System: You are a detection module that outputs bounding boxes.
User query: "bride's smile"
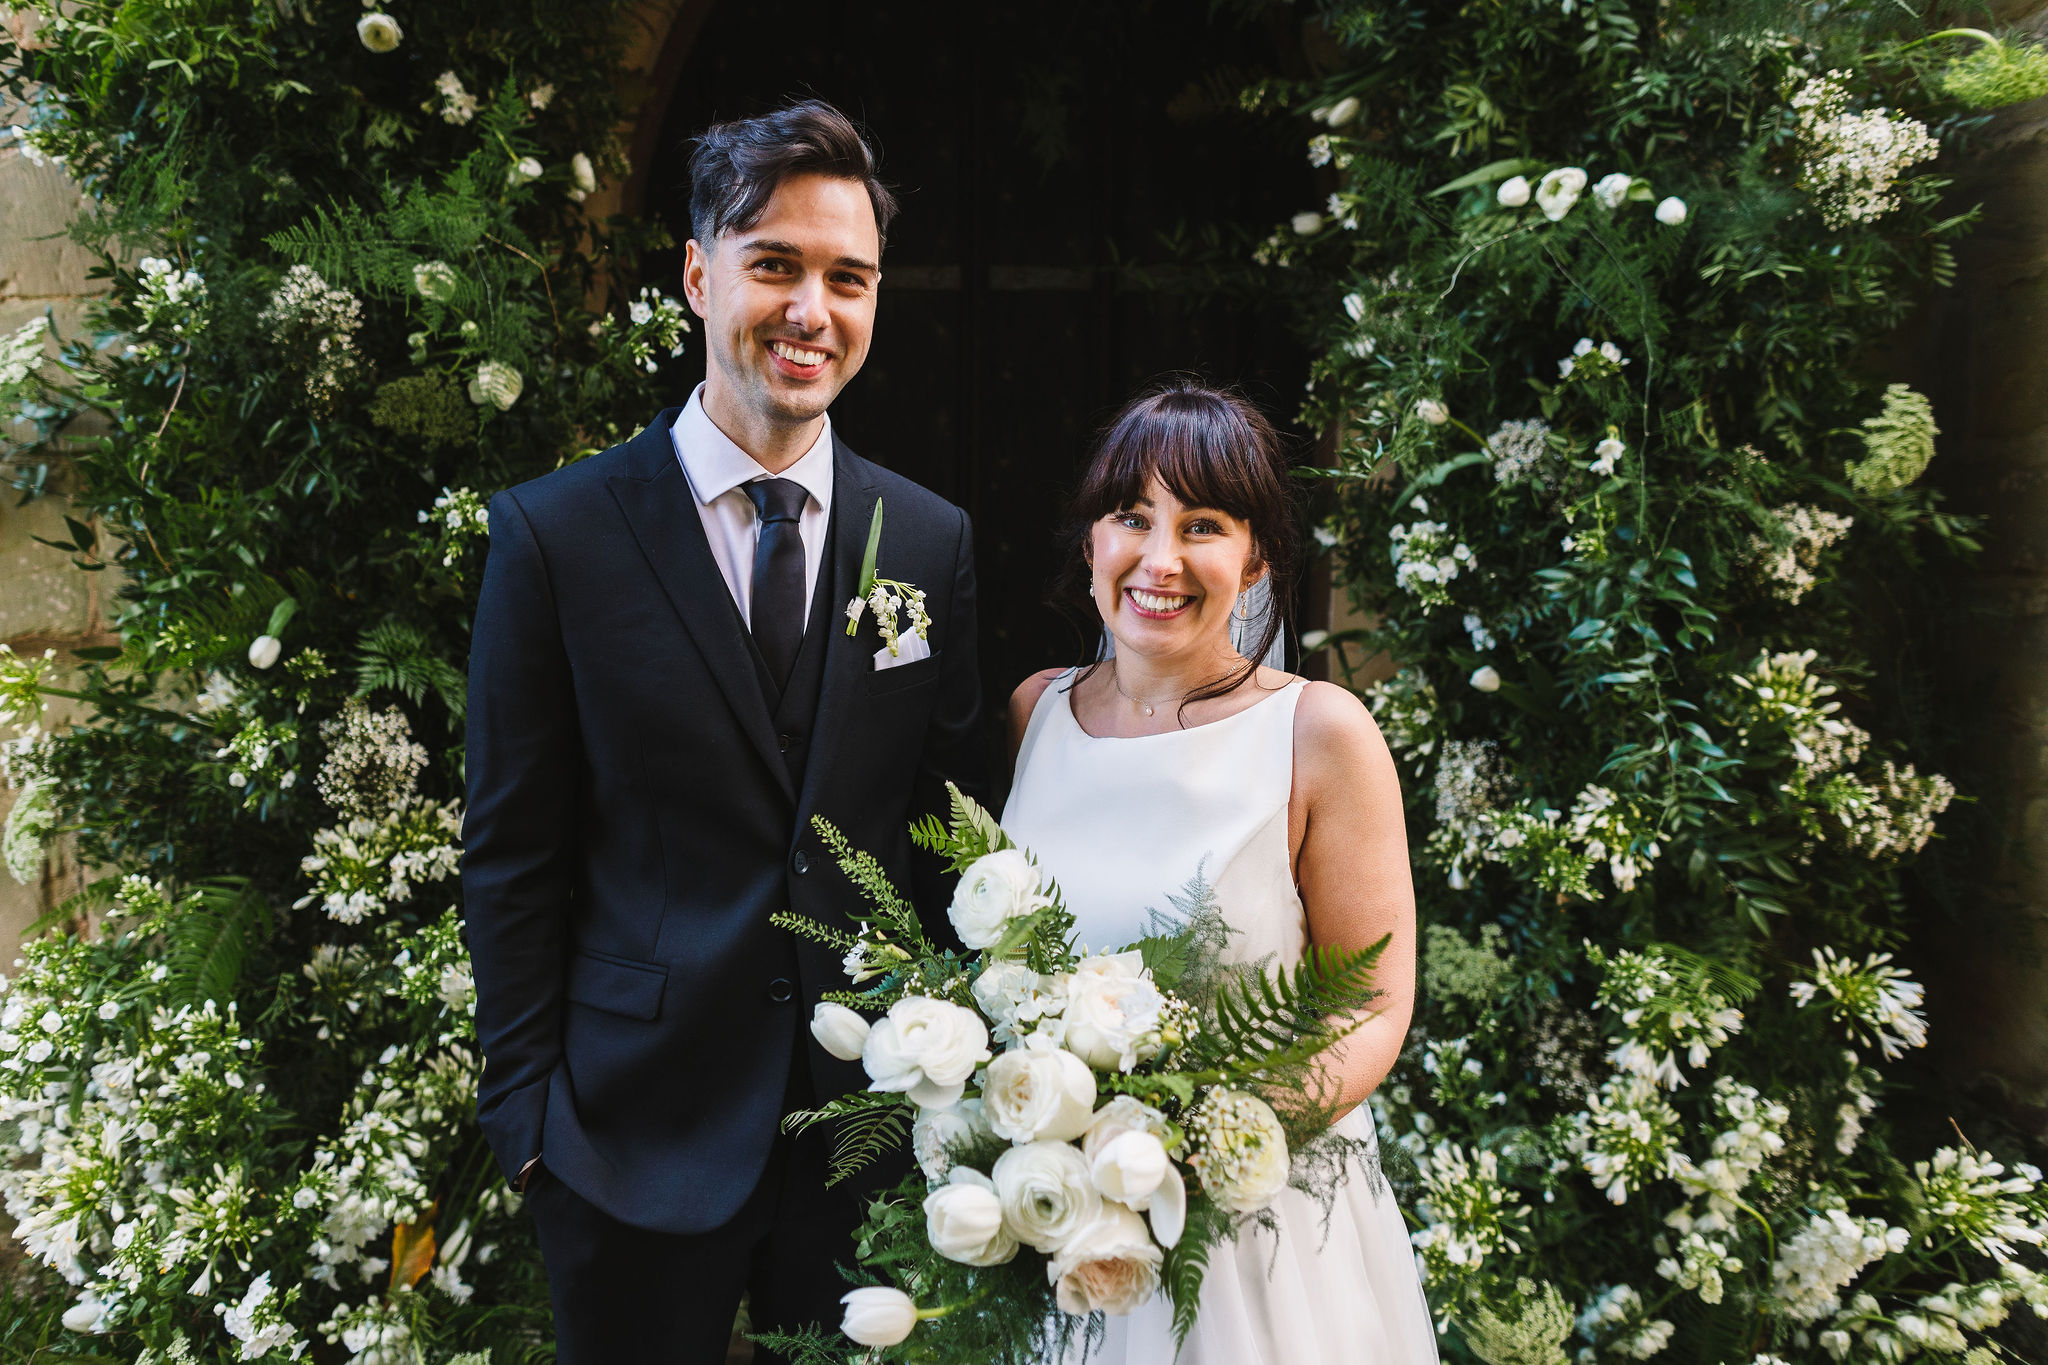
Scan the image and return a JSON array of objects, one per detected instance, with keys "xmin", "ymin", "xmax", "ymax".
[{"xmin": 1093, "ymin": 476, "xmax": 1263, "ymax": 653}]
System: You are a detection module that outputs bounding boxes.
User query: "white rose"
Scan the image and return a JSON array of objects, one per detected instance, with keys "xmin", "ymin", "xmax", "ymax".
[
  {"xmin": 1046, "ymin": 1203, "xmax": 1163, "ymax": 1317},
  {"xmin": 923, "ymin": 1167, "xmax": 1018, "ymax": 1266},
  {"xmin": 992, "ymin": 1140, "xmax": 1101, "ymax": 1252},
  {"xmin": 862, "ymin": 996, "xmax": 990, "ymax": 1110},
  {"xmin": 1090, "ymin": 1129, "xmax": 1169, "ymax": 1206},
  {"xmin": 948, "ymin": 848, "xmax": 1049, "ymax": 950},
  {"xmin": 983, "ymin": 1035, "xmax": 1097, "ymax": 1143},
  {"xmin": 1535, "ymin": 166, "xmax": 1588, "ymax": 221},
  {"xmin": 1593, "ymin": 172, "xmax": 1633, "ymax": 210},
  {"xmin": 1469, "ymin": 665, "xmax": 1502, "ymax": 693},
  {"xmin": 1061, "ymin": 951, "xmax": 1165, "ymax": 1072},
  {"xmin": 247, "ymin": 635, "xmax": 282, "ymax": 670},
  {"xmin": 1655, "ymin": 196, "xmax": 1688, "ymax": 226},
  {"xmin": 839, "ymin": 1286, "xmax": 918, "ymax": 1347},
  {"xmin": 355, "ymin": 12, "xmax": 403, "ymax": 52},
  {"xmin": 1290, "ymin": 211, "xmax": 1324, "ymax": 236},
  {"xmin": 1415, "ymin": 398, "xmax": 1450, "ymax": 426},
  {"xmin": 972, "ymin": 961, "xmax": 1065, "ymax": 1042},
  {"xmin": 1496, "ymin": 175, "xmax": 1532, "ymax": 208},
  {"xmin": 1325, "ymin": 96, "xmax": 1361, "ymax": 127},
  {"xmin": 809, "ymin": 1002, "xmax": 869, "ymax": 1062},
  {"xmin": 912, "ymin": 1099, "xmax": 989, "ymax": 1182}
]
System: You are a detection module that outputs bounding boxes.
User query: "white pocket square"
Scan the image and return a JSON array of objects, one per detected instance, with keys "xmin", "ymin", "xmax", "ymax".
[{"xmin": 872, "ymin": 633, "xmax": 932, "ymax": 670}]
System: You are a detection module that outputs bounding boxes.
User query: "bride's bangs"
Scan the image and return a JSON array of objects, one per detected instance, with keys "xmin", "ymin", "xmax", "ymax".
[{"xmin": 1086, "ymin": 393, "xmax": 1266, "ymax": 528}]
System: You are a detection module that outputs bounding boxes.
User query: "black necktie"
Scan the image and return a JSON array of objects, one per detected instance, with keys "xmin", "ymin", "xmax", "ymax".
[{"xmin": 744, "ymin": 478, "xmax": 808, "ymax": 689}]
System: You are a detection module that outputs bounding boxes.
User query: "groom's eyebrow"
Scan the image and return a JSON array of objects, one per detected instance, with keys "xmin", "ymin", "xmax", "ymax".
[{"xmin": 740, "ymin": 238, "xmax": 879, "ymax": 276}]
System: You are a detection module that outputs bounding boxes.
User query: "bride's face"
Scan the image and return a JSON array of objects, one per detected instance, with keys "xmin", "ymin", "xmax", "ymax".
[{"xmin": 1090, "ymin": 475, "xmax": 1263, "ymax": 660}]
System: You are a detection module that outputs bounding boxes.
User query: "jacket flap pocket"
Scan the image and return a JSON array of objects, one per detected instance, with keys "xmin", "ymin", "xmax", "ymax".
[{"xmin": 565, "ymin": 950, "xmax": 667, "ymax": 1021}]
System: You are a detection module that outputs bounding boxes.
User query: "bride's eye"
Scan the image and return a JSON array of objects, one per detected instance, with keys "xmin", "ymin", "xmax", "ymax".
[
  {"xmin": 1112, "ymin": 510, "xmax": 1148, "ymax": 530},
  {"xmin": 1188, "ymin": 519, "xmax": 1224, "ymax": 536}
]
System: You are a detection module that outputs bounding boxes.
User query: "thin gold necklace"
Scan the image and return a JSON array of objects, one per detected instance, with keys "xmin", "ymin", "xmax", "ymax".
[{"xmin": 1109, "ymin": 662, "xmax": 1182, "ymax": 719}]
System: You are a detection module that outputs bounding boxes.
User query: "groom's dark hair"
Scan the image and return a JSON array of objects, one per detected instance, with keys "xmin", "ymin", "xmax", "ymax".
[{"xmin": 687, "ymin": 100, "xmax": 898, "ymax": 251}]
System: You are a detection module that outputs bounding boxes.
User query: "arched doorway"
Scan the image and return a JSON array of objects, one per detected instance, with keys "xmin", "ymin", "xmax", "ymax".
[{"xmin": 638, "ymin": 0, "xmax": 1317, "ymax": 766}]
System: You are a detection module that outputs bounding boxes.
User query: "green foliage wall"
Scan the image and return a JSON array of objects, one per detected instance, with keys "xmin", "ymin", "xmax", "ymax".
[
  {"xmin": 1236, "ymin": 2, "xmax": 2048, "ymax": 1362},
  {"xmin": 0, "ymin": 0, "xmax": 691, "ymax": 1357}
]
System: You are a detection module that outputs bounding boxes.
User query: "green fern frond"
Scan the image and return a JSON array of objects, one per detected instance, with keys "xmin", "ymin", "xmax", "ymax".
[
  {"xmin": 768, "ymin": 911, "xmax": 858, "ymax": 953},
  {"xmin": 355, "ymin": 620, "xmax": 466, "ymax": 718},
  {"xmin": 811, "ymin": 817, "xmax": 923, "ymax": 945},
  {"xmin": 162, "ymin": 878, "xmax": 271, "ymax": 1010},
  {"xmin": 820, "ymin": 1097, "xmax": 912, "ymax": 1187},
  {"xmin": 1161, "ymin": 1195, "xmax": 1231, "ymax": 1346}
]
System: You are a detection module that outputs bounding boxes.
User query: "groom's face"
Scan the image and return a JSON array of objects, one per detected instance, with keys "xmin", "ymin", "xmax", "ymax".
[{"xmin": 685, "ymin": 172, "xmax": 881, "ymax": 430}]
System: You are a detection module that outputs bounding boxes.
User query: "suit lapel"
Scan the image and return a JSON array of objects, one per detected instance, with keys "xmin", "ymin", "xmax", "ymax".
[
  {"xmin": 606, "ymin": 417, "xmax": 794, "ymax": 803},
  {"xmin": 797, "ymin": 438, "xmax": 880, "ymax": 818}
]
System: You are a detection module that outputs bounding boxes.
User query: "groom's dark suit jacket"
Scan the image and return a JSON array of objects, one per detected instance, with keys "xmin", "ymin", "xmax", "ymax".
[{"xmin": 463, "ymin": 408, "xmax": 984, "ymax": 1235}]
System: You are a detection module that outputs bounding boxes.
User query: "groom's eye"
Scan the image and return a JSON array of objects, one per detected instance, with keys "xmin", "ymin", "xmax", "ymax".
[{"xmin": 752, "ymin": 257, "xmax": 792, "ymax": 275}]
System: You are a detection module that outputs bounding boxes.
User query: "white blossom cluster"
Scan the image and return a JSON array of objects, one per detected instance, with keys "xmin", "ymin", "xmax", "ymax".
[
  {"xmin": 1556, "ymin": 336, "xmax": 1629, "ymax": 380},
  {"xmin": 620, "ymin": 286, "xmax": 692, "ymax": 372},
  {"xmin": 431, "ymin": 71, "xmax": 477, "ymax": 125},
  {"xmin": 1488, "ymin": 418, "xmax": 1556, "ymax": 488},
  {"xmin": 1590, "ymin": 946, "xmax": 1744, "ymax": 1089},
  {"xmin": 1745, "ymin": 503, "xmax": 1853, "ymax": 604},
  {"xmin": 1655, "ymin": 1227, "xmax": 1743, "ymax": 1305},
  {"xmin": 417, "ymin": 486, "xmax": 489, "ymax": 569},
  {"xmin": 1463, "ymin": 612, "xmax": 1496, "ymax": 651},
  {"xmin": 1361, "ymin": 669, "xmax": 1438, "ymax": 771},
  {"xmin": 1819, "ymin": 759, "xmax": 1955, "ymax": 861},
  {"xmin": 1911, "ymin": 1146, "xmax": 2047, "ymax": 1263},
  {"xmin": 1789, "ymin": 946, "xmax": 1929, "ymax": 1060},
  {"xmin": 1573, "ymin": 1283, "xmax": 1675, "ymax": 1360},
  {"xmin": 1409, "ymin": 1140, "xmax": 1528, "ymax": 1286},
  {"xmin": 1419, "ymin": 1034, "xmax": 1506, "ymax": 1112},
  {"xmin": 258, "ymin": 265, "xmax": 364, "ymax": 412},
  {"xmin": 132, "ymin": 255, "xmax": 207, "ymax": 350},
  {"xmin": 1727, "ymin": 649, "xmax": 1868, "ymax": 781},
  {"xmin": 0, "ymin": 315, "xmax": 52, "ymax": 390},
  {"xmin": 214, "ymin": 716, "xmax": 299, "ymax": 804},
  {"xmin": 1791, "ymin": 71, "xmax": 1940, "ymax": 229},
  {"xmin": 1388, "ymin": 500, "xmax": 1473, "ymax": 608},
  {"xmin": 1771, "ymin": 1205, "xmax": 1909, "ymax": 1321},
  {"xmin": 3, "ymin": 771, "xmax": 58, "ymax": 885},
  {"xmin": 1569, "ymin": 1075, "xmax": 1684, "ymax": 1205},
  {"xmin": 315, "ymin": 699, "xmax": 428, "ymax": 822},
  {"xmin": 1670, "ymin": 1077, "xmax": 1788, "ymax": 1216},
  {"xmin": 1565, "ymin": 785, "xmax": 1661, "ymax": 894},
  {"xmin": 295, "ymin": 798, "xmax": 463, "ymax": 925}
]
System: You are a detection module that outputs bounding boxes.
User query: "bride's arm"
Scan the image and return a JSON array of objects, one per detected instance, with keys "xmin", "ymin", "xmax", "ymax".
[{"xmin": 1291, "ymin": 679, "xmax": 1418, "ymax": 1117}]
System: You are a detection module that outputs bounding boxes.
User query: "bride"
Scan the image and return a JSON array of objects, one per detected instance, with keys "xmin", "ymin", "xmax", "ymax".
[{"xmin": 1001, "ymin": 380, "xmax": 1438, "ymax": 1364}]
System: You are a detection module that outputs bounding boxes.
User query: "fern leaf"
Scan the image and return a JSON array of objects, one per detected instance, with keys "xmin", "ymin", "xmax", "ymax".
[{"xmin": 163, "ymin": 878, "xmax": 271, "ymax": 1009}]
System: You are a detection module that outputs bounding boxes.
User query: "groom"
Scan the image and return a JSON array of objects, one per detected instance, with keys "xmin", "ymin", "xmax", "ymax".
[{"xmin": 463, "ymin": 100, "xmax": 985, "ymax": 1361}]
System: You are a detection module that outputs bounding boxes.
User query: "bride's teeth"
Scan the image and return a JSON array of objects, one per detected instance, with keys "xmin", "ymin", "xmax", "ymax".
[{"xmin": 1132, "ymin": 590, "xmax": 1188, "ymax": 612}]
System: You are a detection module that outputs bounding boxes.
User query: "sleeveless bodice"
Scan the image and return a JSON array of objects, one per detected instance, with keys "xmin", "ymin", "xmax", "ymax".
[{"xmin": 1001, "ymin": 670, "xmax": 1307, "ymax": 965}]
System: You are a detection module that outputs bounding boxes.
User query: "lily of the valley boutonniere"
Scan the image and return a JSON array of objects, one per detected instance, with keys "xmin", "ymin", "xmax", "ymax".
[{"xmin": 844, "ymin": 498, "xmax": 931, "ymax": 657}]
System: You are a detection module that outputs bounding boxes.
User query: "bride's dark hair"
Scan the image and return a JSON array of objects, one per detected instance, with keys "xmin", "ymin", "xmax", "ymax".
[{"xmin": 1052, "ymin": 377, "xmax": 1299, "ymax": 709}]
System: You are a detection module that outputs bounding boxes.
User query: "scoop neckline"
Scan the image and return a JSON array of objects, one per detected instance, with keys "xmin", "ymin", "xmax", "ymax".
[{"xmin": 1062, "ymin": 670, "xmax": 1305, "ymax": 741}]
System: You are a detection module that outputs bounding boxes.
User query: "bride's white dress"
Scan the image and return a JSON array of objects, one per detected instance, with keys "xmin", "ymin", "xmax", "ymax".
[{"xmin": 1002, "ymin": 669, "xmax": 1439, "ymax": 1365}]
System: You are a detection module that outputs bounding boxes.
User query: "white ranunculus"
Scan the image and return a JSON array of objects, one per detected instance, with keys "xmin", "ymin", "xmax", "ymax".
[
  {"xmin": 1593, "ymin": 172, "xmax": 1633, "ymax": 210},
  {"xmin": 972, "ymin": 960, "xmax": 1065, "ymax": 1042},
  {"xmin": 1061, "ymin": 951, "xmax": 1165, "ymax": 1072},
  {"xmin": 1290, "ymin": 211, "xmax": 1324, "ymax": 236},
  {"xmin": 923, "ymin": 1167, "xmax": 1019, "ymax": 1266},
  {"xmin": 355, "ymin": 12, "xmax": 403, "ymax": 52},
  {"xmin": 1470, "ymin": 665, "xmax": 1502, "ymax": 693},
  {"xmin": 912, "ymin": 1098, "xmax": 989, "ymax": 1182},
  {"xmin": 1496, "ymin": 175, "xmax": 1533, "ymax": 208},
  {"xmin": 1415, "ymin": 398, "xmax": 1450, "ymax": 426},
  {"xmin": 839, "ymin": 1286, "xmax": 918, "ymax": 1347},
  {"xmin": 1325, "ymin": 96, "xmax": 1361, "ymax": 127},
  {"xmin": 1090, "ymin": 1129, "xmax": 1170, "ymax": 1206},
  {"xmin": 948, "ymin": 848, "xmax": 1050, "ymax": 949},
  {"xmin": 810, "ymin": 1001, "xmax": 869, "ymax": 1062},
  {"xmin": 1655, "ymin": 196, "xmax": 1688, "ymax": 226},
  {"xmin": 992, "ymin": 1140, "xmax": 1101, "ymax": 1252},
  {"xmin": 862, "ymin": 996, "xmax": 990, "ymax": 1110},
  {"xmin": 247, "ymin": 635, "xmax": 282, "ymax": 670},
  {"xmin": 569, "ymin": 152, "xmax": 597, "ymax": 202},
  {"xmin": 1535, "ymin": 166, "xmax": 1588, "ymax": 222},
  {"xmin": 983, "ymin": 1034, "xmax": 1097, "ymax": 1143},
  {"xmin": 1046, "ymin": 1203, "xmax": 1163, "ymax": 1316},
  {"xmin": 468, "ymin": 361, "xmax": 524, "ymax": 411}
]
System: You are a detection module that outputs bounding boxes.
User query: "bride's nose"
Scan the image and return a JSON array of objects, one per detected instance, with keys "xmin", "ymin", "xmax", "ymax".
[{"xmin": 1138, "ymin": 526, "xmax": 1183, "ymax": 577}]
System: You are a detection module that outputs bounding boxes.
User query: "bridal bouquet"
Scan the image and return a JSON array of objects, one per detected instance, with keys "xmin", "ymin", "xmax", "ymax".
[{"xmin": 762, "ymin": 786, "xmax": 1385, "ymax": 1363}]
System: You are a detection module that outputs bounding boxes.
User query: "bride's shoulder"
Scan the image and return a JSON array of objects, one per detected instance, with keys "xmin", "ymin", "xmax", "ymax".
[
  {"xmin": 1008, "ymin": 667, "xmax": 1070, "ymax": 730},
  {"xmin": 1289, "ymin": 678, "xmax": 1390, "ymax": 766}
]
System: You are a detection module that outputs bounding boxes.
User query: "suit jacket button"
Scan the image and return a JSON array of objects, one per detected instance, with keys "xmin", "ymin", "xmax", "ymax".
[
  {"xmin": 777, "ymin": 732, "xmax": 795, "ymax": 753},
  {"xmin": 768, "ymin": 978, "xmax": 794, "ymax": 1003},
  {"xmin": 792, "ymin": 850, "xmax": 810, "ymax": 875}
]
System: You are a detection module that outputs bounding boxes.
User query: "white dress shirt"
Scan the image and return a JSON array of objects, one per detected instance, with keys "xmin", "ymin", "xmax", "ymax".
[{"xmin": 669, "ymin": 384, "xmax": 834, "ymax": 628}]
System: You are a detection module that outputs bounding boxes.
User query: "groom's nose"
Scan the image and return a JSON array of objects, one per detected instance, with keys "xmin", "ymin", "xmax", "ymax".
[{"xmin": 784, "ymin": 275, "xmax": 829, "ymax": 334}]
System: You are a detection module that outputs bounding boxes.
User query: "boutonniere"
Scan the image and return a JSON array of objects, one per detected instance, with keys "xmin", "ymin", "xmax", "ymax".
[{"xmin": 843, "ymin": 498, "xmax": 931, "ymax": 657}]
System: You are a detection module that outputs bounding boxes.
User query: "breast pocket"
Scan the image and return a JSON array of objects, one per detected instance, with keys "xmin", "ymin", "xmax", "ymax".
[{"xmin": 867, "ymin": 649, "xmax": 943, "ymax": 696}]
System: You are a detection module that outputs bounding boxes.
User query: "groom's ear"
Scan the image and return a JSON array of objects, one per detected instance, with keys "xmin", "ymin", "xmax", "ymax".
[{"xmin": 681, "ymin": 238, "xmax": 713, "ymax": 319}]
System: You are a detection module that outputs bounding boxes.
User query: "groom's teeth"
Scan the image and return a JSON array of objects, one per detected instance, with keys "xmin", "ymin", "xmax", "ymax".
[
  {"xmin": 771, "ymin": 341, "xmax": 828, "ymax": 366},
  {"xmin": 1131, "ymin": 590, "xmax": 1191, "ymax": 612}
]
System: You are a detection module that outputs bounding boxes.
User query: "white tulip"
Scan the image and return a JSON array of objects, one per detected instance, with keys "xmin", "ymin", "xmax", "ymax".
[
  {"xmin": 1325, "ymin": 96, "xmax": 1361, "ymax": 127},
  {"xmin": 982, "ymin": 1035, "xmax": 1097, "ymax": 1143},
  {"xmin": 1290, "ymin": 211, "xmax": 1324, "ymax": 236},
  {"xmin": 1535, "ymin": 166, "xmax": 1588, "ymax": 221},
  {"xmin": 1470, "ymin": 665, "xmax": 1502, "ymax": 693},
  {"xmin": 570, "ymin": 152, "xmax": 597, "ymax": 200},
  {"xmin": 992, "ymin": 1140, "xmax": 1101, "ymax": 1252},
  {"xmin": 861, "ymin": 996, "xmax": 990, "ymax": 1110},
  {"xmin": 247, "ymin": 635, "xmax": 282, "ymax": 670},
  {"xmin": 1047, "ymin": 1203, "xmax": 1164, "ymax": 1316},
  {"xmin": 355, "ymin": 13, "xmax": 403, "ymax": 52},
  {"xmin": 1655, "ymin": 196, "xmax": 1688, "ymax": 226},
  {"xmin": 839, "ymin": 1286, "xmax": 918, "ymax": 1347},
  {"xmin": 923, "ymin": 1167, "xmax": 1018, "ymax": 1266},
  {"xmin": 1415, "ymin": 398, "xmax": 1450, "ymax": 426},
  {"xmin": 912, "ymin": 1099, "xmax": 989, "ymax": 1182},
  {"xmin": 1090, "ymin": 1128, "xmax": 1170, "ymax": 1206},
  {"xmin": 809, "ymin": 1002, "xmax": 869, "ymax": 1062},
  {"xmin": 1593, "ymin": 172, "xmax": 1633, "ymax": 210},
  {"xmin": 948, "ymin": 848, "xmax": 1049, "ymax": 949},
  {"xmin": 1061, "ymin": 951, "xmax": 1164, "ymax": 1072},
  {"xmin": 1496, "ymin": 175, "xmax": 1532, "ymax": 208}
]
